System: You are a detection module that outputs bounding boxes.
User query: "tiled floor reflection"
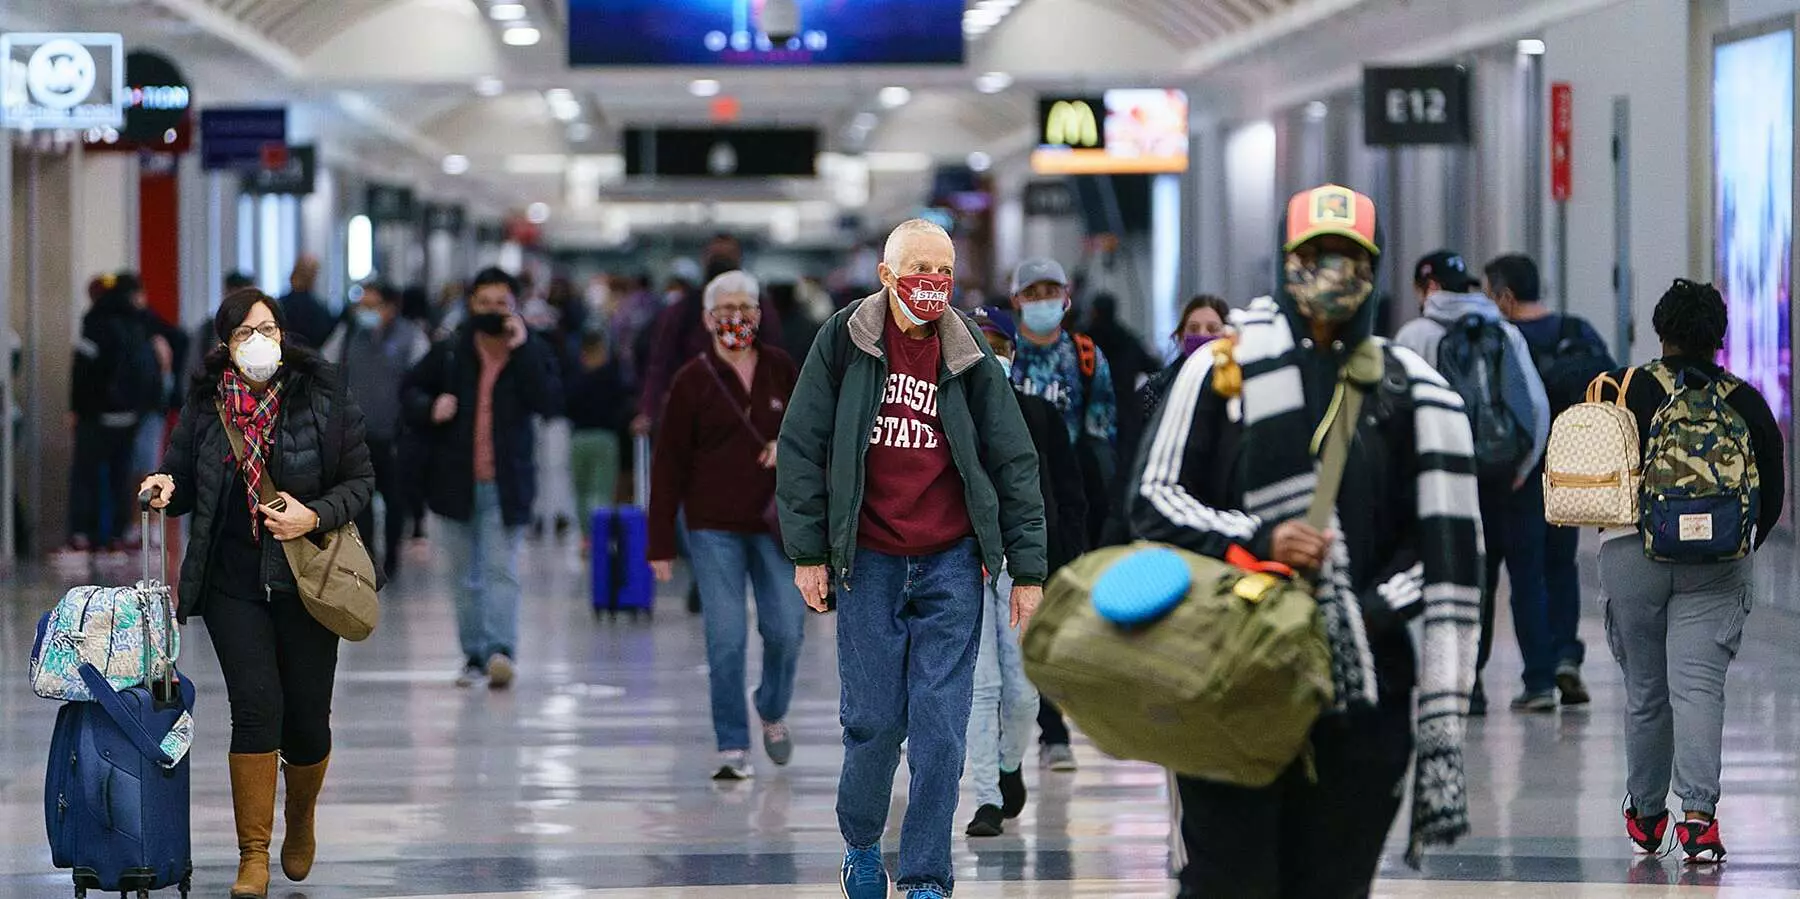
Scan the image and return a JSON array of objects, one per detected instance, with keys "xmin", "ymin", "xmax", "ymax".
[{"xmin": 1, "ymin": 530, "xmax": 1797, "ymax": 898}]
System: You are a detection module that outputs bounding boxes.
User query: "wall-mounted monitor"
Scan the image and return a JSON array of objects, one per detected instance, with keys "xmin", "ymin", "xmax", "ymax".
[
  {"xmin": 569, "ymin": 0, "xmax": 966, "ymax": 67},
  {"xmin": 1032, "ymin": 89, "xmax": 1190, "ymax": 175},
  {"xmin": 624, "ymin": 127, "xmax": 819, "ymax": 177},
  {"xmin": 1713, "ymin": 21, "xmax": 1794, "ymax": 445}
]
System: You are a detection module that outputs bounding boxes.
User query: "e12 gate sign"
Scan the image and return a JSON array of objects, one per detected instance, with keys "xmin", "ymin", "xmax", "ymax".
[{"xmin": 1361, "ymin": 65, "xmax": 1471, "ymax": 146}]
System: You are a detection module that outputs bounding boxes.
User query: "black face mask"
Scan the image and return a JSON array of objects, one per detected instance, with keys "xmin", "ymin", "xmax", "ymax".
[{"xmin": 471, "ymin": 312, "xmax": 509, "ymax": 335}]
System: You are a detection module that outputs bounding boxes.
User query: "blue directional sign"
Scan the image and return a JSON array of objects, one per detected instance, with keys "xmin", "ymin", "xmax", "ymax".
[{"xmin": 199, "ymin": 107, "xmax": 286, "ymax": 172}]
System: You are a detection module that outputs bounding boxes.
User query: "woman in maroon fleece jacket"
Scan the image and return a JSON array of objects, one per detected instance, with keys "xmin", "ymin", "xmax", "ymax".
[{"xmin": 648, "ymin": 270, "xmax": 805, "ymax": 781}]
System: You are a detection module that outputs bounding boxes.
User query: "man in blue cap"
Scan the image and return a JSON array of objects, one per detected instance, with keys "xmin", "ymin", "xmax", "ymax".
[
  {"xmin": 1008, "ymin": 257, "xmax": 1116, "ymax": 770},
  {"xmin": 962, "ymin": 306, "xmax": 1089, "ymax": 835}
]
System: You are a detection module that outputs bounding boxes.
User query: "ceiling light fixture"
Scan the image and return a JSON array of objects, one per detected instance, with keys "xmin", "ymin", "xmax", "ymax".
[
  {"xmin": 966, "ymin": 151, "xmax": 992, "ymax": 173},
  {"xmin": 502, "ymin": 25, "xmax": 541, "ymax": 46},
  {"xmin": 489, "ymin": 2, "xmax": 527, "ymax": 21},
  {"xmin": 1304, "ymin": 100, "xmax": 1328, "ymax": 121},
  {"xmin": 443, "ymin": 154, "xmax": 471, "ymax": 175},
  {"xmin": 689, "ymin": 79, "xmax": 721, "ymax": 98},
  {"xmin": 527, "ymin": 202, "xmax": 552, "ymax": 224},
  {"xmin": 475, "ymin": 76, "xmax": 505, "ymax": 96},
  {"xmin": 878, "ymin": 86, "xmax": 911, "ymax": 109},
  {"xmin": 852, "ymin": 112, "xmax": 880, "ymax": 130},
  {"xmin": 975, "ymin": 71, "xmax": 1013, "ymax": 94},
  {"xmin": 1518, "ymin": 38, "xmax": 1546, "ymax": 55}
]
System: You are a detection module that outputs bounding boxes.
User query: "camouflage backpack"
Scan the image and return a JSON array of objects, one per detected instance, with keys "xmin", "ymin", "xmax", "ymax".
[{"xmin": 1639, "ymin": 361, "xmax": 1760, "ymax": 563}]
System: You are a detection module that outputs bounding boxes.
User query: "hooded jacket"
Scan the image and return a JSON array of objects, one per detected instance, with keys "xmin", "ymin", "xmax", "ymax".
[
  {"xmin": 1129, "ymin": 212, "xmax": 1481, "ymax": 865},
  {"xmin": 1394, "ymin": 291, "xmax": 1552, "ymax": 483}
]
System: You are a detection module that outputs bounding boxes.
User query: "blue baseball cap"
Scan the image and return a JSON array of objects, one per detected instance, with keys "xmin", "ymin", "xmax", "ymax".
[{"xmin": 971, "ymin": 306, "xmax": 1018, "ymax": 344}]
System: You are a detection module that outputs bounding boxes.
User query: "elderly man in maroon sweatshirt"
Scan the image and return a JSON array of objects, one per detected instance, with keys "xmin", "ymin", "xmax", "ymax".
[{"xmin": 777, "ymin": 219, "xmax": 1047, "ymax": 899}]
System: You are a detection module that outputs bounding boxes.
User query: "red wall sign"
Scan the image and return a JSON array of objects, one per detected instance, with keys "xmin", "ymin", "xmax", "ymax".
[{"xmin": 1551, "ymin": 81, "xmax": 1572, "ymax": 202}]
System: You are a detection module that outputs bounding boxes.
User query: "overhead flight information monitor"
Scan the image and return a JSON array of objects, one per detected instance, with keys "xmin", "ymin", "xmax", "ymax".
[{"xmin": 568, "ymin": 0, "xmax": 966, "ymax": 67}]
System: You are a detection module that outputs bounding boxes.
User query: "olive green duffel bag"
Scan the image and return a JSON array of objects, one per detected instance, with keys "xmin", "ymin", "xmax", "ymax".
[{"xmin": 1020, "ymin": 371, "xmax": 1364, "ymax": 788}]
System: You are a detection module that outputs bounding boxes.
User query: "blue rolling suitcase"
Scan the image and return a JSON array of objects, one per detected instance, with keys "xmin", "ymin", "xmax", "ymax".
[
  {"xmin": 43, "ymin": 494, "xmax": 193, "ymax": 898},
  {"xmin": 591, "ymin": 435, "xmax": 655, "ymax": 619},
  {"xmin": 48, "ymin": 666, "xmax": 195, "ymax": 898}
]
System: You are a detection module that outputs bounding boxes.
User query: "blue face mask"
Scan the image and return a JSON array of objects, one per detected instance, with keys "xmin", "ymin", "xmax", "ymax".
[
  {"xmin": 996, "ymin": 355, "xmax": 1013, "ymax": 378},
  {"xmin": 1019, "ymin": 299, "xmax": 1065, "ymax": 335},
  {"xmin": 353, "ymin": 308, "xmax": 383, "ymax": 331}
]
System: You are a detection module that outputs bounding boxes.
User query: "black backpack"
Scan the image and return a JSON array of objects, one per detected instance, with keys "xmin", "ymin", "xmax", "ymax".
[
  {"xmin": 1530, "ymin": 314, "xmax": 1613, "ymax": 413},
  {"xmin": 1437, "ymin": 314, "xmax": 1531, "ymax": 481},
  {"xmin": 99, "ymin": 315, "xmax": 163, "ymax": 415}
]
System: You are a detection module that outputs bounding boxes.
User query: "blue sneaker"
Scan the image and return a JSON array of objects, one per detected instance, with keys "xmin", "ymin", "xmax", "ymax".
[
  {"xmin": 906, "ymin": 890, "xmax": 948, "ymax": 899},
  {"xmin": 839, "ymin": 846, "xmax": 887, "ymax": 899}
]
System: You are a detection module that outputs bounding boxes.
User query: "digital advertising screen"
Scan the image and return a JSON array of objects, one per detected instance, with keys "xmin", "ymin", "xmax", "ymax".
[
  {"xmin": 1713, "ymin": 25, "xmax": 1794, "ymax": 442},
  {"xmin": 1032, "ymin": 89, "xmax": 1190, "ymax": 175},
  {"xmin": 568, "ymin": 0, "xmax": 966, "ymax": 67}
]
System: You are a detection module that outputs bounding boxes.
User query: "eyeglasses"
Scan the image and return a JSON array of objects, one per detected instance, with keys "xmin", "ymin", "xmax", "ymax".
[{"xmin": 230, "ymin": 322, "xmax": 281, "ymax": 343}]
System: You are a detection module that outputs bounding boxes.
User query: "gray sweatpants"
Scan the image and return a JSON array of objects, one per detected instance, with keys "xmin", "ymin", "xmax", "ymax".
[{"xmin": 1598, "ymin": 534, "xmax": 1753, "ymax": 818}]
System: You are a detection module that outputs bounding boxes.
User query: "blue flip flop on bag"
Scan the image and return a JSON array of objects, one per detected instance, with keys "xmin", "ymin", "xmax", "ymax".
[{"xmin": 1091, "ymin": 548, "xmax": 1192, "ymax": 626}]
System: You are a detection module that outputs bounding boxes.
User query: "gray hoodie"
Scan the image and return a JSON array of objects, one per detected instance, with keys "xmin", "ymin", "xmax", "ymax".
[{"xmin": 1394, "ymin": 291, "xmax": 1551, "ymax": 483}]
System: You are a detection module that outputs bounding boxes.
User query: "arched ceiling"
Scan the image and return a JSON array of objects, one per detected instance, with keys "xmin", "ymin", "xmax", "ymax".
[{"xmin": 1, "ymin": 0, "xmax": 1632, "ymax": 241}]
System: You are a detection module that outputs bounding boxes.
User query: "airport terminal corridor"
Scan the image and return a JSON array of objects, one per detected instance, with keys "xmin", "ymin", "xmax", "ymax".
[{"xmin": 3, "ymin": 536, "xmax": 1799, "ymax": 898}]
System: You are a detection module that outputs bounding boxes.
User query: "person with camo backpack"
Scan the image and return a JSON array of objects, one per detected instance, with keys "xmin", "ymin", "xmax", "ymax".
[{"xmin": 1595, "ymin": 279, "xmax": 1784, "ymax": 865}]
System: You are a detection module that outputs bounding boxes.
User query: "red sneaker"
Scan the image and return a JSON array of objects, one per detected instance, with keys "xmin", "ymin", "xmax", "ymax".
[
  {"xmin": 1676, "ymin": 818, "xmax": 1727, "ymax": 864},
  {"xmin": 1625, "ymin": 807, "xmax": 1669, "ymax": 853}
]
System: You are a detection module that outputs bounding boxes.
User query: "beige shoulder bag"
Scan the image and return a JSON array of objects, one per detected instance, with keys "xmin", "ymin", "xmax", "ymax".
[{"xmin": 217, "ymin": 406, "xmax": 380, "ymax": 641}]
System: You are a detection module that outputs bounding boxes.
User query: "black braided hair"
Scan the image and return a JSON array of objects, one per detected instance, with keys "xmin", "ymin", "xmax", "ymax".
[{"xmin": 1651, "ymin": 278, "xmax": 1727, "ymax": 357}]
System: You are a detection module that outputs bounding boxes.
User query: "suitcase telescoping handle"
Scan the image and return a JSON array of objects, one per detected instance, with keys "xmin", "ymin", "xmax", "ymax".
[
  {"xmin": 138, "ymin": 487, "xmax": 177, "ymax": 699},
  {"xmin": 634, "ymin": 434, "xmax": 651, "ymax": 510}
]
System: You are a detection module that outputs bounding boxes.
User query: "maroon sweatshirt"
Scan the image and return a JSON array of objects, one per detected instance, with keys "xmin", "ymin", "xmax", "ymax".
[
  {"xmin": 857, "ymin": 312, "xmax": 972, "ymax": 556},
  {"xmin": 648, "ymin": 345, "xmax": 798, "ymax": 560}
]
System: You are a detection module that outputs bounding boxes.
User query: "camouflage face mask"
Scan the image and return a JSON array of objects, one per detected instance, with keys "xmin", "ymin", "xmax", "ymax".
[{"xmin": 1285, "ymin": 252, "xmax": 1375, "ymax": 324}]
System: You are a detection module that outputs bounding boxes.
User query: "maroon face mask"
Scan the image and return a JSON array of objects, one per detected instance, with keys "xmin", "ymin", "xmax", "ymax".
[
  {"xmin": 893, "ymin": 274, "xmax": 953, "ymax": 325},
  {"xmin": 1181, "ymin": 333, "xmax": 1219, "ymax": 357}
]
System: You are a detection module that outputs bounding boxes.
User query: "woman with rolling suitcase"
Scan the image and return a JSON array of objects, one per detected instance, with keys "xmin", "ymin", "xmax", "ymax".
[{"xmin": 140, "ymin": 287, "xmax": 375, "ymax": 899}]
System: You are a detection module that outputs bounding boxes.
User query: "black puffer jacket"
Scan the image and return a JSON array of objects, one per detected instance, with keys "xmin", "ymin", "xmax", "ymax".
[{"xmin": 158, "ymin": 358, "xmax": 376, "ymax": 621}]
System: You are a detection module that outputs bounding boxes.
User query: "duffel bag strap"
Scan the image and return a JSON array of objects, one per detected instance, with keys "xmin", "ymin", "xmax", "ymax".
[
  {"xmin": 77, "ymin": 663, "xmax": 196, "ymax": 769},
  {"xmin": 1305, "ymin": 353, "xmax": 1373, "ymax": 532}
]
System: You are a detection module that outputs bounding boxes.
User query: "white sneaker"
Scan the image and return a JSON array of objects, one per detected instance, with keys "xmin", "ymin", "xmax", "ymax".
[
  {"xmin": 712, "ymin": 750, "xmax": 753, "ymax": 781},
  {"xmin": 486, "ymin": 653, "xmax": 516, "ymax": 690},
  {"xmin": 455, "ymin": 663, "xmax": 485, "ymax": 688},
  {"xmin": 1041, "ymin": 743, "xmax": 1078, "ymax": 772}
]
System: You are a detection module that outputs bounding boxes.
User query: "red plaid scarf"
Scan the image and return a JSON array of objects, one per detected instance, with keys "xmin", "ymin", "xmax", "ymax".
[{"xmin": 219, "ymin": 369, "xmax": 282, "ymax": 541}]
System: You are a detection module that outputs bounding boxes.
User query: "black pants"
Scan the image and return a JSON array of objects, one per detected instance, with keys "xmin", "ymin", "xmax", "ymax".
[
  {"xmin": 203, "ymin": 590, "xmax": 340, "ymax": 764},
  {"xmin": 70, "ymin": 419, "xmax": 137, "ymax": 545},
  {"xmin": 1038, "ymin": 698, "xmax": 1072, "ymax": 746},
  {"xmin": 1176, "ymin": 700, "xmax": 1413, "ymax": 898},
  {"xmin": 354, "ymin": 437, "xmax": 406, "ymax": 576}
]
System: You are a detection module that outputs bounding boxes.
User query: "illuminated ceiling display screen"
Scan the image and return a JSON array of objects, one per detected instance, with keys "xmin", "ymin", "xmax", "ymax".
[
  {"xmin": 1032, "ymin": 89, "xmax": 1191, "ymax": 175},
  {"xmin": 568, "ymin": 0, "xmax": 966, "ymax": 67}
]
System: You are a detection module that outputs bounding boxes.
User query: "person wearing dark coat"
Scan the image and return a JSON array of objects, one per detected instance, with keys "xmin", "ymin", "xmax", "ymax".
[
  {"xmin": 278, "ymin": 256, "xmax": 336, "ymax": 350},
  {"xmin": 401, "ymin": 268, "xmax": 565, "ymax": 690},
  {"xmin": 961, "ymin": 306, "xmax": 1088, "ymax": 837},
  {"xmin": 142, "ymin": 288, "xmax": 375, "ymax": 899}
]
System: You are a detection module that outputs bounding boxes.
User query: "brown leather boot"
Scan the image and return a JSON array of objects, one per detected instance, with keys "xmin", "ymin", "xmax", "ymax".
[
  {"xmin": 280, "ymin": 755, "xmax": 329, "ymax": 881},
  {"xmin": 228, "ymin": 752, "xmax": 279, "ymax": 899}
]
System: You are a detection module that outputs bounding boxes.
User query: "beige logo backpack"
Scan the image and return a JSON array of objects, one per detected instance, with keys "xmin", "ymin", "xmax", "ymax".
[{"xmin": 1544, "ymin": 370, "xmax": 1641, "ymax": 527}]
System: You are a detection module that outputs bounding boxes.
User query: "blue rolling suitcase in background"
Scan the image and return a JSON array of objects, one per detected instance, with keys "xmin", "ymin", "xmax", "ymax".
[
  {"xmin": 591, "ymin": 435, "xmax": 655, "ymax": 619},
  {"xmin": 45, "ymin": 496, "xmax": 194, "ymax": 898}
]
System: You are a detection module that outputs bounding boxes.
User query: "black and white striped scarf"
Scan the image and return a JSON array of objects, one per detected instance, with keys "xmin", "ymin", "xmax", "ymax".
[{"xmin": 1143, "ymin": 297, "xmax": 1482, "ymax": 866}]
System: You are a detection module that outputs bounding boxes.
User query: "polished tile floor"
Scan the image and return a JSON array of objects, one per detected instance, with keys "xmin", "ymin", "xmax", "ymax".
[{"xmin": 2, "ymin": 531, "xmax": 1798, "ymax": 898}]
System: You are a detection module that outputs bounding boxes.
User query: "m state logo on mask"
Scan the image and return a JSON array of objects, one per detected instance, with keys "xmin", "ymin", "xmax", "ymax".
[{"xmin": 911, "ymin": 286, "xmax": 949, "ymax": 309}]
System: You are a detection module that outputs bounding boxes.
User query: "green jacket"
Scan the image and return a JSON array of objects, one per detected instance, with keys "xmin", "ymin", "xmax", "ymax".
[{"xmin": 776, "ymin": 292, "xmax": 1048, "ymax": 587}]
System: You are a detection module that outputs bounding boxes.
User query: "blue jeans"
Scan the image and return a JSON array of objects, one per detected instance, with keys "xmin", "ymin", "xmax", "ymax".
[
  {"xmin": 441, "ymin": 482, "xmax": 524, "ymax": 664},
  {"xmin": 836, "ymin": 539, "xmax": 983, "ymax": 894},
  {"xmin": 965, "ymin": 568, "xmax": 1038, "ymax": 809},
  {"xmin": 1478, "ymin": 478, "xmax": 1556, "ymax": 694},
  {"xmin": 1545, "ymin": 522, "xmax": 1587, "ymax": 667},
  {"xmin": 686, "ymin": 529, "xmax": 806, "ymax": 751}
]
